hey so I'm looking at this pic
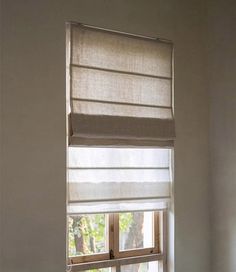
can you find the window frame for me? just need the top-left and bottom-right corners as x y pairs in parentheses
(68, 210), (167, 271)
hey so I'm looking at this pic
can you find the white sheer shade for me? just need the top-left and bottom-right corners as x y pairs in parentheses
(67, 147), (171, 213)
(69, 23), (175, 146)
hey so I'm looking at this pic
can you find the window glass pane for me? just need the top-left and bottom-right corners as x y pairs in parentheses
(121, 261), (159, 272)
(68, 214), (108, 256)
(119, 212), (154, 251)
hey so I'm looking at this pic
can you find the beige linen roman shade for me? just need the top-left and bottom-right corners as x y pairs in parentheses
(67, 23), (174, 214)
(68, 23), (175, 147)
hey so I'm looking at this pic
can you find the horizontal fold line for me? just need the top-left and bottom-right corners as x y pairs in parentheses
(71, 98), (172, 109)
(69, 136), (174, 147)
(71, 64), (172, 80)
(68, 196), (170, 204)
(68, 167), (169, 170)
(68, 181), (170, 184)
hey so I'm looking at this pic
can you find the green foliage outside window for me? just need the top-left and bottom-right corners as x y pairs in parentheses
(69, 213), (135, 257)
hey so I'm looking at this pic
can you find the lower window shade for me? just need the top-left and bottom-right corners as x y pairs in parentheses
(67, 147), (172, 214)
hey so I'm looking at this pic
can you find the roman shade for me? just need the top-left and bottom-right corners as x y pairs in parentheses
(67, 147), (172, 214)
(67, 23), (174, 214)
(68, 23), (175, 146)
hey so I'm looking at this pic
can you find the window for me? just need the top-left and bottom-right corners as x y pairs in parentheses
(68, 211), (166, 271)
(67, 147), (170, 271)
(66, 23), (174, 272)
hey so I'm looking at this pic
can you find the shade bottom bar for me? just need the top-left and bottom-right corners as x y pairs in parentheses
(68, 199), (169, 214)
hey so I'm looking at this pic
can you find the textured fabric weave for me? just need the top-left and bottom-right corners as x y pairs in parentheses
(67, 147), (172, 212)
(69, 24), (175, 146)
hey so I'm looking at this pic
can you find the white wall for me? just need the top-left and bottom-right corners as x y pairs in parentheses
(0, 1), (210, 272)
(208, 0), (236, 271)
